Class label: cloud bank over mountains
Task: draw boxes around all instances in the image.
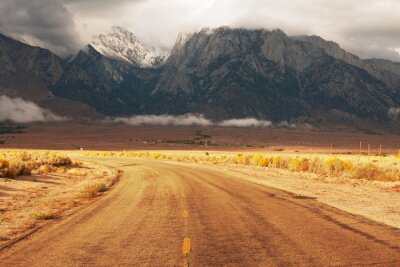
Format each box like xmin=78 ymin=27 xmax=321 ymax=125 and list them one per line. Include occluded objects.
xmin=113 ymin=114 xmax=213 ymax=126
xmin=0 ymin=0 xmax=81 ymax=56
xmin=0 ymin=0 xmax=399 ymax=61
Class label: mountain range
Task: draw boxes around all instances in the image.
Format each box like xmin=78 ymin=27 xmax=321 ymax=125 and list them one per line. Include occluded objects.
xmin=1 ymin=26 xmax=400 ymax=126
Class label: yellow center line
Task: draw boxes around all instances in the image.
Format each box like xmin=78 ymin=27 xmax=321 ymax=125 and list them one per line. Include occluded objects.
xmin=182 ymin=259 xmax=189 ymax=267
xmin=182 ymin=237 xmax=191 ymax=254
xmin=182 ymin=210 xmax=189 ymax=218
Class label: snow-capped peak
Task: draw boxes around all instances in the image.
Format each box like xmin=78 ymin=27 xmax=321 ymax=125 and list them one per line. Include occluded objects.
xmin=91 ymin=26 xmax=169 ymax=68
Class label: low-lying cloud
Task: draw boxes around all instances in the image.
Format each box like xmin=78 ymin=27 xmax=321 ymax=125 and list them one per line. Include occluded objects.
xmin=388 ymin=107 xmax=400 ymax=120
xmin=0 ymin=95 xmax=65 ymax=123
xmin=114 ymin=114 xmax=212 ymax=126
xmin=111 ymin=114 xmax=288 ymax=128
xmin=218 ymin=118 xmax=272 ymax=127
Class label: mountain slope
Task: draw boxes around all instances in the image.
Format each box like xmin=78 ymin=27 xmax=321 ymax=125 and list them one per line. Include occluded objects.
xmin=295 ymin=35 xmax=400 ymax=104
xmin=53 ymin=44 xmax=161 ymax=116
xmin=0 ymin=33 xmax=100 ymax=119
xmin=0 ymin=33 xmax=62 ymax=101
xmin=1 ymin=27 xmax=400 ymax=126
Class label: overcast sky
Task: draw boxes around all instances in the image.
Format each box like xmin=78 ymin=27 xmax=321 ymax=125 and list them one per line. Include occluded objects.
xmin=1 ymin=0 xmax=399 ymax=61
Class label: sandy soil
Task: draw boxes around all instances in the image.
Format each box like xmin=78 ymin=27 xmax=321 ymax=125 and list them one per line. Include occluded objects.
xmin=78 ymin=150 xmax=400 ymax=229
xmin=205 ymin=163 xmax=400 ymax=229
xmin=1 ymin=158 xmax=399 ymax=266
xmin=1 ymin=122 xmax=399 ymax=153
xmin=0 ymin=160 xmax=118 ymax=246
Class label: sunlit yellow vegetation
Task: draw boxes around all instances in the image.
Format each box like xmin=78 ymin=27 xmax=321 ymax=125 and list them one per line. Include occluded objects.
xmin=325 ymin=157 xmax=353 ymax=175
xmin=0 ymin=150 xmax=73 ymax=178
xmin=82 ymin=150 xmax=400 ymax=182
xmin=30 ymin=210 xmax=55 ymax=221
xmin=81 ymin=182 xmax=107 ymax=199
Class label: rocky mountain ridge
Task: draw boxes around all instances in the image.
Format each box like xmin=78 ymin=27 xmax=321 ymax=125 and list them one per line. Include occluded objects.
xmin=0 ymin=27 xmax=400 ymax=127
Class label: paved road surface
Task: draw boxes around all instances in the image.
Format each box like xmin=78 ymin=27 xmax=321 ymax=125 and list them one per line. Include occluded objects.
xmin=1 ymin=158 xmax=399 ymax=266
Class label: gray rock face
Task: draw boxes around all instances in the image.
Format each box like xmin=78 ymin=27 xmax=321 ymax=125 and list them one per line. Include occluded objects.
xmin=294 ymin=35 xmax=367 ymax=70
xmin=295 ymin=35 xmax=400 ymax=101
xmin=149 ymin=27 xmax=399 ymax=121
xmin=364 ymin=58 xmax=400 ymax=94
xmin=365 ymin=58 xmax=400 ymax=76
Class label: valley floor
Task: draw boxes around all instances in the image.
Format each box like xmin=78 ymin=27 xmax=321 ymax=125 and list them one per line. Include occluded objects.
xmin=0 ymin=123 xmax=399 ymax=265
xmin=1 ymin=122 xmax=399 ymax=153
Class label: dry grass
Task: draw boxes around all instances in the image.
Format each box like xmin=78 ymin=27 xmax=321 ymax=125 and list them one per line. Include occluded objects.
xmin=81 ymin=150 xmax=400 ymax=182
xmin=325 ymin=157 xmax=353 ymax=176
xmin=81 ymin=183 xmax=107 ymax=199
xmin=353 ymin=164 xmax=399 ymax=182
xmin=0 ymin=150 xmax=73 ymax=178
xmin=30 ymin=211 xmax=55 ymax=220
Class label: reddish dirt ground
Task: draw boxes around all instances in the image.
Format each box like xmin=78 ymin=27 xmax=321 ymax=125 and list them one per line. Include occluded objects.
xmin=0 ymin=122 xmax=399 ymax=154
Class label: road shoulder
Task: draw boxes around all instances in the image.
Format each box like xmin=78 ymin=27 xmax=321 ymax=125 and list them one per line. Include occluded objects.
xmin=0 ymin=159 xmax=120 ymax=250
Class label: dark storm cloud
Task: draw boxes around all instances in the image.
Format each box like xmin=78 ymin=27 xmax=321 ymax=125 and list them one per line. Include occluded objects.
xmin=0 ymin=0 xmax=400 ymax=61
xmin=0 ymin=0 xmax=81 ymax=56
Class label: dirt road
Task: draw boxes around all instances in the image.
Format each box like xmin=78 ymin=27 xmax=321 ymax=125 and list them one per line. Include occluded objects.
xmin=1 ymin=158 xmax=399 ymax=266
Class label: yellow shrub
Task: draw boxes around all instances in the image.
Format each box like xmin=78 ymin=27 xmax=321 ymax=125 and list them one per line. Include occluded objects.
xmin=34 ymin=164 xmax=55 ymax=174
xmin=325 ymin=157 xmax=353 ymax=175
xmin=81 ymin=183 xmax=107 ymax=199
xmin=289 ymin=158 xmax=309 ymax=172
xmin=151 ymin=153 xmax=161 ymax=159
xmin=0 ymin=159 xmax=10 ymax=177
xmin=207 ymin=156 xmax=218 ymax=164
xmin=308 ymin=157 xmax=326 ymax=174
xmin=271 ymin=156 xmax=289 ymax=169
xmin=258 ymin=157 xmax=269 ymax=167
xmin=234 ymin=154 xmax=249 ymax=165
xmin=234 ymin=154 xmax=242 ymax=164
xmin=7 ymin=164 xmax=18 ymax=178
xmin=31 ymin=210 xmax=55 ymax=220
xmin=251 ymin=154 xmax=263 ymax=166
xmin=271 ymin=156 xmax=282 ymax=168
